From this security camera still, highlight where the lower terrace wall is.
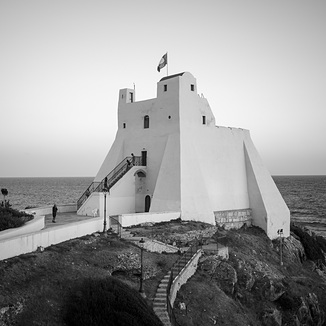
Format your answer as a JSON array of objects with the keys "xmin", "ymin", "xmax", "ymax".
[
  {"xmin": 0, "ymin": 217, "xmax": 103, "ymax": 261},
  {"xmin": 0, "ymin": 215, "xmax": 45, "ymax": 241},
  {"xmin": 214, "ymin": 208, "xmax": 252, "ymax": 230},
  {"xmin": 0, "ymin": 204, "xmax": 100, "ymax": 261}
]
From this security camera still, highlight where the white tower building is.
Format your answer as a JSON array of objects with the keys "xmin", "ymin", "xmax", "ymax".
[{"xmin": 77, "ymin": 72, "xmax": 290, "ymax": 240}]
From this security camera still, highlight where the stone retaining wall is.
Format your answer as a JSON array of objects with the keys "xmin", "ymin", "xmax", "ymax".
[{"xmin": 214, "ymin": 209, "xmax": 252, "ymax": 230}]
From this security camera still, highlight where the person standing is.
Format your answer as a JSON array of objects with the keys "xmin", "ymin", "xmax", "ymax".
[
  {"xmin": 52, "ymin": 204, "xmax": 58, "ymax": 223},
  {"xmin": 131, "ymin": 153, "xmax": 135, "ymax": 165}
]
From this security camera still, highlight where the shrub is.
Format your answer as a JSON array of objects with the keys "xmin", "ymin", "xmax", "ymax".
[
  {"xmin": 0, "ymin": 207, "xmax": 34, "ymax": 232},
  {"xmin": 64, "ymin": 277, "xmax": 163, "ymax": 326}
]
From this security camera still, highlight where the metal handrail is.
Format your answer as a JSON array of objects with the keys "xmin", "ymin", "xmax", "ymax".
[
  {"xmin": 166, "ymin": 240, "xmax": 199, "ymax": 325},
  {"xmin": 77, "ymin": 156, "xmax": 143, "ymax": 210}
]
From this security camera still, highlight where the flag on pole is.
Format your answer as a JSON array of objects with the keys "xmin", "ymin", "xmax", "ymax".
[{"xmin": 157, "ymin": 53, "xmax": 168, "ymax": 72}]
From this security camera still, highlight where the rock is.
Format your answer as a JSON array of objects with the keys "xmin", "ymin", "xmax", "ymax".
[
  {"xmin": 295, "ymin": 293, "xmax": 325, "ymax": 326},
  {"xmin": 262, "ymin": 308, "xmax": 282, "ymax": 326},
  {"xmin": 263, "ymin": 279, "xmax": 285, "ymax": 302},
  {"xmin": 211, "ymin": 261, "xmax": 237, "ymax": 295},
  {"xmin": 281, "ymin": 234, "xmax": 306, "ymax": 264},
  {"xmin": 179, "ymin": 302, "xmax": 186, "ymax": 310},
  {"xmin": 0, "ymin": 306, "xmax": 9, "ymax": 315},
  {"xmin": 277, "ymin": 292, "xmax": 301, "ymax": 311},
  {"xmin": 236, "ymin": 259, "xmax": 255, "ymax": 291},
  {"xmin": 316, "ymin": 267, "xmax": 326, "ymax": 282},
  {"xmin": 201, "ymin": 256, "xmax": 237, "ymax": 294}
]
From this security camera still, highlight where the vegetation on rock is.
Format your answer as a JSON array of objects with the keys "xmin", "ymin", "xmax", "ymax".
[{"xmin": 174, "ymin": 225, "xmax": 326, "ymax": 326}]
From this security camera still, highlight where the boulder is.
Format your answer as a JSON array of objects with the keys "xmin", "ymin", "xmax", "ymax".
[
  {"xmin": 263, "ymin": 279, "xmax": 285, "ymax": 302},
  {"xmin": 295, "ymin": 293, "xmax": 325, "ymax": 326},
  {"xmin": 280, "ymin": 234, "xmax": 306, "ymax": 264},
  {"xmin": 262, "ymin": 308, "xmax": 282, "ymax": 326},
  {"xmin": 211, "ymin": 261, "xmax": 238, "ymax": 295},
  {"xmin": 201, "ymin": 256, "xmax": 237, "ymax": 295},
  {"xmin": 235, "ymin": 259, "xmax": 255, "ymax": 291}
]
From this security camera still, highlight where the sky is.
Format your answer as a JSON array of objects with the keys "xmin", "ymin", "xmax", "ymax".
[{"xmin": 0, "ymin": 0, "xmax": 325, "ymax": 177}]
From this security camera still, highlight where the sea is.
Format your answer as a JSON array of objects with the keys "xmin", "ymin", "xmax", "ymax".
[{"xmin": 0, "ymin": 175, "xmax": 325, "ymax": 237}]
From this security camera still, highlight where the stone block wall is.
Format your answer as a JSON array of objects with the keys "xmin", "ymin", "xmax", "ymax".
[{"xmin": 214, "ymin": 209, "xmax": 252, "ymax": 230}]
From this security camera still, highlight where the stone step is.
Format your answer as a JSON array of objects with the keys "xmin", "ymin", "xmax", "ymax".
[
  {"xmin": 155, "ymin": 293, "xmax": 166, "ymax": 299},
  {"xmin": 154, "ymin": 296, "xmax": 166, "ymax": 302},
  {"xmin": 157, "ymin": 313, "xmax": 170, "ymax": 321},
  {"xmin": 153, "ymin": 305, "xmax": 166, "ymax": 312},
  {"xmin": 156, "ymin": 288, "xmax": 167, "ymax": 293},
  {"xmin": 153, "ymin": 304, "xmax": 166, "ymax": 311}
]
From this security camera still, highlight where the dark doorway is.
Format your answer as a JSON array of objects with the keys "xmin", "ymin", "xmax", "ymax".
[
  {"xmin": 145, "ymin": 195, "xmax": 151, "ymax": 212},
  {"xmin": 141, "ymin": 151, "xmax": 147, "ymax": 166}
]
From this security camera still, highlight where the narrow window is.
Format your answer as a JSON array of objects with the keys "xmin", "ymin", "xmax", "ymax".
[
  {"xmin": 123, "ymin": 123, "xmax": 126, "ymax": 129},
  {"xmin": 129, "ymin": 92, "xmax": 134, "ymax": 103},
  {"xmin": 164, "ymin": 84, "xmax": 167, "ymax": 92},
  {"xmin": 202, "ymin": 116, "xmax": 206, "ymax": 125},
  {"xmin": 191, "ymin": 84, "xmax": 195, "ymax": 91},
  {"xmin": 144, "ymin": 115, "xmax": 149, "ymax": 129}
]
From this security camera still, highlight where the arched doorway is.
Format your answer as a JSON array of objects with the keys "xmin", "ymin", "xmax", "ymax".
[{"xmin": 145, "ymin": 195, "xmax": 151, "ymax": 212}]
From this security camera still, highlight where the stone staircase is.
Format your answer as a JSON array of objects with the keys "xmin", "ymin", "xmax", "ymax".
[
  {"xmin": 153, "ymin": 271, "xmax": 172, "ymax": 326},
  {"xmin": 153, "ymin": 249, "xmax": 197, "ymax": 326},
  {"xmin": 110, "ymin": 223, "xmax": 200, "ymax": 326}
]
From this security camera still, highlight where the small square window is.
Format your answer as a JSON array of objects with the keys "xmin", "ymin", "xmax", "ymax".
[
  {"xmin": 164, "ymin": 84, "xmax": 167, "ymax": 92},
  {"xmin": 202, "ymin": 116, "xmax": 206, "ymax": 125},
  {"xmin": 191, "ymin": 84, "xmax": 195, "ymax": 91}
]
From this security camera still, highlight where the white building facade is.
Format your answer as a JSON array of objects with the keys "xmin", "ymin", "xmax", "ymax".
[{"xmin": 77, "ymin": 72, "xmax": 290, "ymax": 240}]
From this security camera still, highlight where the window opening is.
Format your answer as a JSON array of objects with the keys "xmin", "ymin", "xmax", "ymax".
[
  {"xmin": 144, "ymin": 115, "xmax": 149, "ymax": 129},
  {"xmin": 191, "ymin": 84, "xmax": 195, "ymax": 91},
  {"xmin": 123, "ymin": 123, "xmax": 126, "ymax": 129},
  {"xmin": 129, "ymin": 92, "xmax": 134, "ymax": 103},
  {"xmin": 202, "ymin": 116, "xmax": 206, "ymax": 125},
  {"xmin": 164, "ymin": 84, "xmax": 167, "ymax": 92}
]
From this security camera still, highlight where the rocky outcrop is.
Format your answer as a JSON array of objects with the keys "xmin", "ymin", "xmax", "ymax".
[
  {"xmin": 201, "ymin": 256, "xmax": 237, "ymax": 295},
  {"xmin": 235, "ymin": 258, "xmax": 256, "ymax": 291},
  {"xmin": 291, "ymin": 224, "xmax": 326, "ymax": 265},
  {"xmin": 295, "ymin": 293, "xmax": 325, "ymax": 326},
  {"xmin": 262, "ymin": 279, "xmax": 285, "ymax": 302},
  {"xmin": 280, "ymin": 234, "xmax": 306, "ymax": 264},
  {"xmin": 262, "ymin": 307, "xmax": 282, "ymax": 326}
]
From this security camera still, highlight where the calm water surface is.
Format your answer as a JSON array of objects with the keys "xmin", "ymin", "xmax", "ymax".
[{"xmin": 1, "ymin": 176, "xmax": 325, "ymax": 236}]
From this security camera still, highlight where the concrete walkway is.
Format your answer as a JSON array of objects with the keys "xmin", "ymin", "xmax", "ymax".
[{"xmin": 44, "ymin": 212, "xmax": 98, "ymax": 229}]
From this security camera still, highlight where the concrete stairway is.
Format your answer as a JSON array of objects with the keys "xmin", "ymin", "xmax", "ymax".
[
  {"xmin": 153, "ymin": 271, "xmax": 172, "ymax": 326},
  {"xmin": 153, "ymin": 250, "xmax": 196, "ymax": 326}
]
